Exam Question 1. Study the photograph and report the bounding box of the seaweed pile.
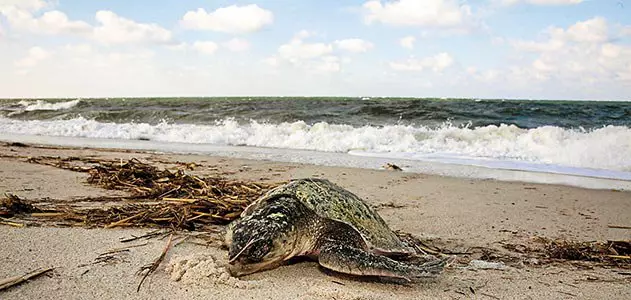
[537,237,630,267]
[1,158,279,230]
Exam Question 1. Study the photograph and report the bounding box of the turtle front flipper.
[318,243,446,282]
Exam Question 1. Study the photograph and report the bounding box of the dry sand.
[1,143,630,299]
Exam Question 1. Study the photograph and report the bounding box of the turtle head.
[225,206,298,276]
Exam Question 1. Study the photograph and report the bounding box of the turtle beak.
[227,258,284,277]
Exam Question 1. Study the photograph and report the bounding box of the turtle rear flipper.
[318,243,446,282]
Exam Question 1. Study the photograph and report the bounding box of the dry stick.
[120,229,168,243]
[100,243,149,256]
[608,225,631,230]
[0,220,25,228]
[105,212,145,229]
[0,267,55,291]
[136,234,174,293]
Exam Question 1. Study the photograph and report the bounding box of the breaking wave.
[17,99,82,111]
[0,117,629,172]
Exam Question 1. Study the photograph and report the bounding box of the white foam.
[0,117,629,177]
[16,99,81,111]
[1,133,630,190]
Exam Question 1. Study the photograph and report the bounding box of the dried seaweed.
[537,237,630,265]
[0,193,41,217]
[1,158,279,230]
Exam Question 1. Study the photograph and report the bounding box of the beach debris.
[373,201,406,210]
[0,158,279,230]
[0,267,55,291]
[383,163,403,171]
[137,234,174,292]
[500,237,631,268]
[0,193,40,217]
[608,225,631,230]
[538,237,630,263]
[0,220,25,228]
[8,142,28,147]
[468,260,507,270]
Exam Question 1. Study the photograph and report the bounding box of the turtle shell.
[242,178,413,255]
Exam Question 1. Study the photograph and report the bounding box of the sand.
[0,143,630,299]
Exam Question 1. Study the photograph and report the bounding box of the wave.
[16,99,82,111]
[0,117,629,172]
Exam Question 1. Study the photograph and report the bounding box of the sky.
[0,0,630,100]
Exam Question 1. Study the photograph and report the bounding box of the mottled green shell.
[242,178,413,254]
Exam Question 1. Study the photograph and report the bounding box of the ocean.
[1,97,630,190]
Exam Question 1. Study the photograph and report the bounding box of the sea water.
[1,97,629,190]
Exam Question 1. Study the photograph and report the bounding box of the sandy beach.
[1,142,630,300]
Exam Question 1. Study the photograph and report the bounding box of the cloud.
[192,41,219,55]
[389,52,455,72]
[278,35,333,62]
[511,17,609,51]
[93,11,172,45]
[180,4,273,34]
[498,0,583,5]
[1,5,172,45]
[362,0,473,29]
[399,36,415,49]
[473,17,631,95]
[560,16,609,43]
[222,38,250,52]
[14,46,51,68]
[315,56,342,72]
[334,38,373,53]
[0,0,49,12]
[266,31,348,73]
[1,8,92,36]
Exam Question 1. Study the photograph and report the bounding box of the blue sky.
[0,0,630,100]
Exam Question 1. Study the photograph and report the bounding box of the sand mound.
[165,252,257,289]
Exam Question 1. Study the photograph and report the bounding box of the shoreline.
[1,142,630,299]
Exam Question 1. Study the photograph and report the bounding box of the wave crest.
[0,117,629,172]
[17,99,82,111]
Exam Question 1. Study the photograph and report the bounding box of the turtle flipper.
[318,243,446,282]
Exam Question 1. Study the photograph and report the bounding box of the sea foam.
[0,117,629,172]
[16,99,82,111]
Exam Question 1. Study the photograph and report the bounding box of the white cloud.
[475,17,631,95]
[0,5,172,45]
[165,42,188,51]
[362,0,473,29]
[334,38,373,53]
[0,0,49,12]
[14,46,51,68]
[314,56,342,73]
[278,38,333,62]
[389,52,455,72]
[512,17,609,52]
[63,43,92,55]
[266,31,348,73]
[222,38,250,52]
[93,11,172,45]
[511,39,564,52]
[192,41,219,55]
[499,0,583,5]
[180,4,273,34]
[399,36,415,49]
[561,17,609,43]
[1,8,92,35]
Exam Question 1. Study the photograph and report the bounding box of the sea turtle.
[225,178,447,282]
